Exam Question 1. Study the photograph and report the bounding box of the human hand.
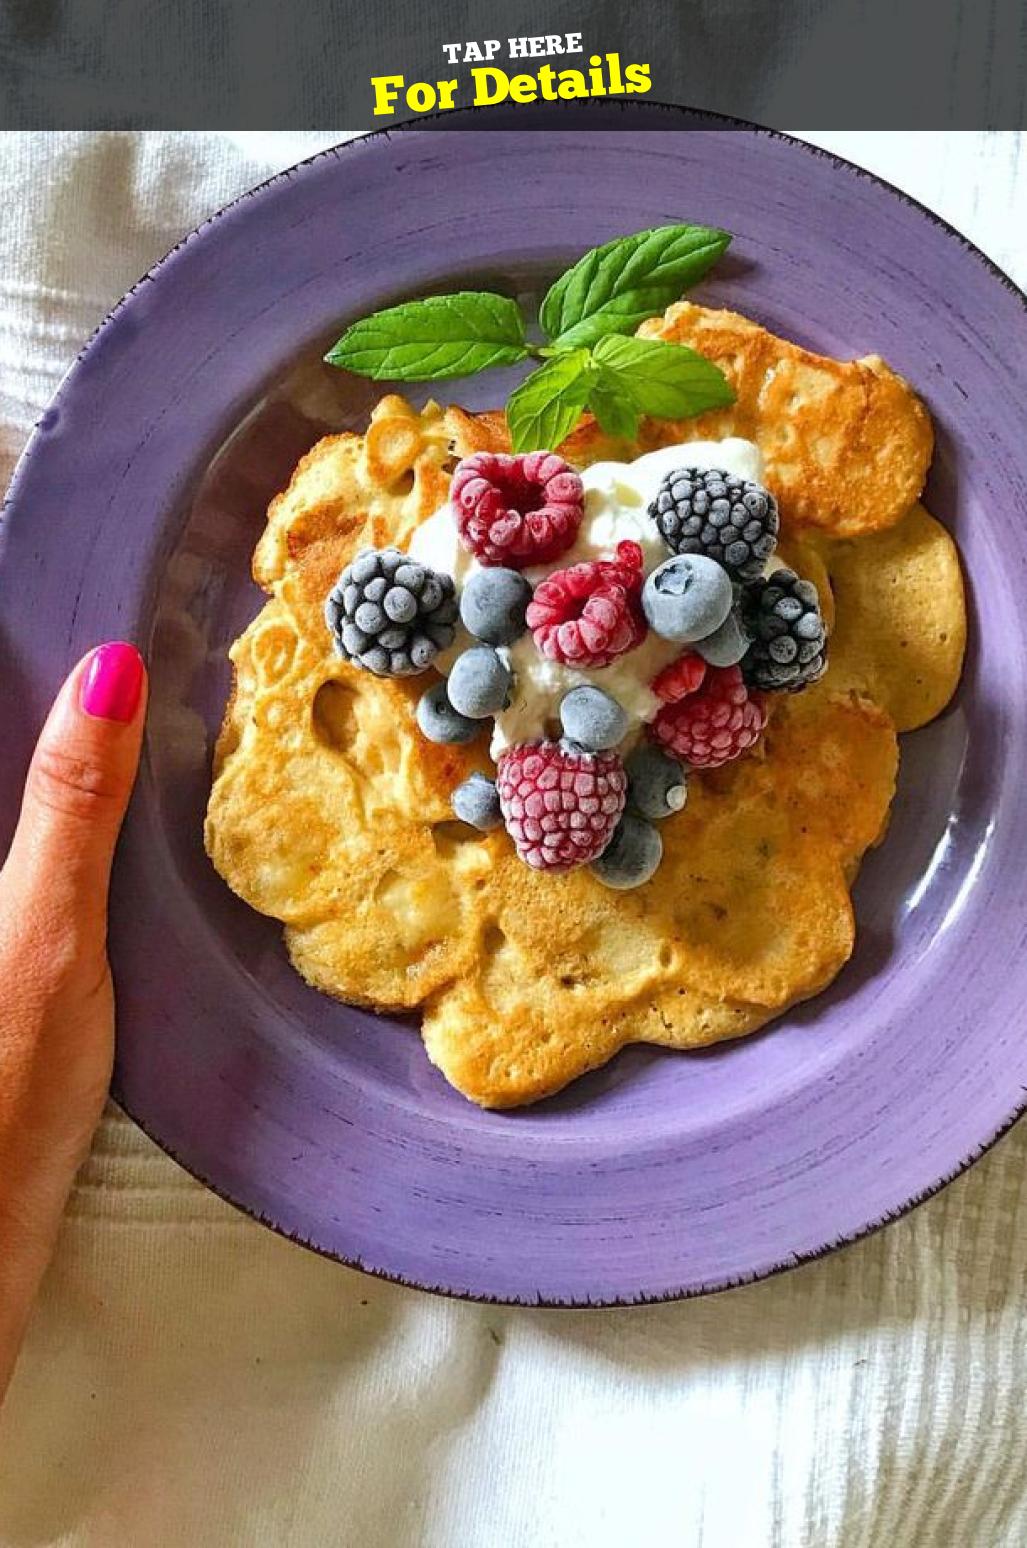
[0,643,146,1399]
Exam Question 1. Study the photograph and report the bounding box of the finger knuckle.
[31,744,124,821]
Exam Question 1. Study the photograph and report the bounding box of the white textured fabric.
[1,131,1026,1548]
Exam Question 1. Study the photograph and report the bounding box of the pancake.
[205,303,965,1107]
[636,300,934,537]
[816,504,966,731]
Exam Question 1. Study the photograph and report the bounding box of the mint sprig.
[325,224,735,451]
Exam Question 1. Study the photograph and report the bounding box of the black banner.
[1,0,1024,129]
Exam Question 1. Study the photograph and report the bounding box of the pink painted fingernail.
[80,642,145,723]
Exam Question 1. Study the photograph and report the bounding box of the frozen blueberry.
[642,554,733,644]
[451,772,503,830]
[446,646,511,720]
[559,686,629,752]
[590,812,664,890]
[416,680,479,744]
[459,567,533,645]
[694,606,753,667]
[625,745,688,821]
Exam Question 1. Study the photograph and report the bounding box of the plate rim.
[3,108,1026,1306]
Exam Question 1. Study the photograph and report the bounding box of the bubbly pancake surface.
[205,304,965,1107]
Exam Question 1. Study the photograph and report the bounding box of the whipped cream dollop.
[409,438,764,758]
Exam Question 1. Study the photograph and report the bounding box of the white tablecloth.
[1,131,1025,1548]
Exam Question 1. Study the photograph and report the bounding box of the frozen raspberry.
[650,665,767,769]
[651,651,708,704]
[496,740,627,871]
[526,548,645,669]
[451,451,584,568]
[615,539,644,571]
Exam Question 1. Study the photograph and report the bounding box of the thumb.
[3,644,147,941]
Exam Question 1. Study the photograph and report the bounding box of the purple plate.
[2,123,1026,1305]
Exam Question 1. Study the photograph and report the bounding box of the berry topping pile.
[496,741,627,871]
[324,449,827,889]
[451,450,584,568]
[526,544,646,669]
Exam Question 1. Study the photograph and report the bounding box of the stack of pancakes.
[206,301,965,1107]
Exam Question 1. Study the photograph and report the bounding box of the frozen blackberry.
[742,568,827,692]
[649,467,779,582]
[325,547,457,677]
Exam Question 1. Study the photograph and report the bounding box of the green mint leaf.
[325,292,528,381]
[587,370,640,439]
[506,350,594,454]
[592,334,735,419]
[539,224,731,350]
